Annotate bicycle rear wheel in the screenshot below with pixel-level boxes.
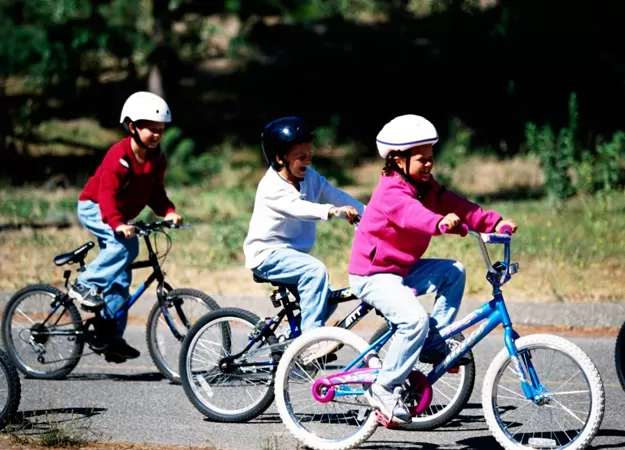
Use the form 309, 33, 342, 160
615, 322, 625, 391
179, 307, 279, 422
369, 324, 475, 430
146, 288, 220, 382
483, 334, 604, 450
2, 284, 84, 379
0, 349, 21, 429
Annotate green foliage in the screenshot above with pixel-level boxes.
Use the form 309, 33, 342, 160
162, 127, 227, 186
526, 92, 625, 199
436, 117, 472, 187
595, 131, 625, 194
0, 0, 146, 87
525, 93, 577, 200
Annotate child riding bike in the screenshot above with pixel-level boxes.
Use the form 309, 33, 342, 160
243, 116, 364, 340
348, 114, 517, 424
68, 91, 183, 363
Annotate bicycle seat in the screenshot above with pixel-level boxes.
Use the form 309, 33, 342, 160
54, 241, 96, 266
252, 274, 296, 289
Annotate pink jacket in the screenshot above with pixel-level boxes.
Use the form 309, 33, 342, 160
348, 172, 502, 277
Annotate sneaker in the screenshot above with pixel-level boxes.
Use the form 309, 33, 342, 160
364, 383, 412, 424
301, 341, 340, 365
104, 338, 140, 360
68, 282, 105, 310
104, 352, 127, 364
419, 343, 472, 366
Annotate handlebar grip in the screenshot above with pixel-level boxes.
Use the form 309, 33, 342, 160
498, 224, 514, 236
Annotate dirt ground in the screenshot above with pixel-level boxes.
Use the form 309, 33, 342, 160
0, 435, 216, 450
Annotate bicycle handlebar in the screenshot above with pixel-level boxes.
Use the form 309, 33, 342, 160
116, 220, 191, 238
438, 222, 516, 274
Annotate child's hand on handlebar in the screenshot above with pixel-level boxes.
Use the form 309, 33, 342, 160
115, 224, 136, 239
495, 219, 518, 235
438, 213, 461, 232
164, 211, 183, 225
329, 206, 360, 224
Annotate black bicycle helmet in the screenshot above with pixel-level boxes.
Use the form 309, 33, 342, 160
261, 116, 315, 170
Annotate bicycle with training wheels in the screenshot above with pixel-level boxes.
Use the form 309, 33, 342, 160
2, 220, 220, 382
274, 226, 605, 450
179, 218, 475, 427
615, 321, 625, 390
0, 349, 21, 430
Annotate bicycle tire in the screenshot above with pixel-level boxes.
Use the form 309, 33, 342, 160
482, 334, 604, 450
2, 284, 84, 379
615, 322, 625, 391
368, 324, 475, 430
0, 349, 21, 429
274, 326, 379, 450
146, 288, 221, 383
179, 307, 279, 422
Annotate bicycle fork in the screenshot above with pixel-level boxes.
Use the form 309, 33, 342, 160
503, 326, 550, 404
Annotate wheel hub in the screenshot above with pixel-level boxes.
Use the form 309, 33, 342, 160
30, 323, 49, 345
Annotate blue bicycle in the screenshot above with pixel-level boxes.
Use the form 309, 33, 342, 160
274, 228, 605, 450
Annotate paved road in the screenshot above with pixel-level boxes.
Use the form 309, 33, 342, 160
9, 323, 625, 450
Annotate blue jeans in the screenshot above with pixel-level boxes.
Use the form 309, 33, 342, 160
252, 248, 334, 334
349, 258, 466, 388
76, 200, 139, 339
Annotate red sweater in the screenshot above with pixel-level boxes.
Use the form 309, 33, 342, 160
79, 137, 176, 230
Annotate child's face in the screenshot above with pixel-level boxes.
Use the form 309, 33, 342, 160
279, 142, 313, 180
394, 144, 434, 183
132, 120, 166, 149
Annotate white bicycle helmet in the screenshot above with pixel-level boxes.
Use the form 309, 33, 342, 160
376, 114, 438, 159
119, 91, 171, 124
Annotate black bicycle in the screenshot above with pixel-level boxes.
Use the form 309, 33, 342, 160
0, 349, 21, 430
2, 220, 220, 382
179, 274, 475, 427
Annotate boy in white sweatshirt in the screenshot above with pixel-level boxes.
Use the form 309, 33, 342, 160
244, 116, 365, 334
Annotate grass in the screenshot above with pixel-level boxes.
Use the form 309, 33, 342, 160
1, 155, 624, 303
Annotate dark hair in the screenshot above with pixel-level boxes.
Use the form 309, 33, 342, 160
382, 150, 409, 176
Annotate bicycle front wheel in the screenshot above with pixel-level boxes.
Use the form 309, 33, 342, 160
146, 288, 220, 383
179, 307, 279, 422
482, 334, 604, 450
2, 284, 84, 379
615, 322, 625, 391
0, 349, 21, 429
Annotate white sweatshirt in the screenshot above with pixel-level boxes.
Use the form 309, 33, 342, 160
243, 167, 366, 269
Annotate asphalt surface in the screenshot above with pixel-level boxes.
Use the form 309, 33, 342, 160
1, 292, 624, 449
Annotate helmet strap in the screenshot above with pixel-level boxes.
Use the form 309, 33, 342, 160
392, 154, 425, 198
127, 121, 153, 151
277, 155, 304, 182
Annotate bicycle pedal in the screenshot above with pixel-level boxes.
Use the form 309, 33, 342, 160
79, 304, 104, 313
374, 410, 400, 429
447, 366, 460, 374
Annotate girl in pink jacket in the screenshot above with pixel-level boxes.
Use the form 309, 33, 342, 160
348, 114, 517, 424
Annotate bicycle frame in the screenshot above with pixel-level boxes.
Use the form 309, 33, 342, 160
222, 288, 375, 371
341, 230, 546, 403
38, 226, 183, 341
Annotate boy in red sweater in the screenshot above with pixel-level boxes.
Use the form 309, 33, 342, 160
69, 91, 183, 362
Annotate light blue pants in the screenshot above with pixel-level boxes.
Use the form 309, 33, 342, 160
252, 248, 335, 334
349, 258, 466, 388
76, 200, 139, 339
